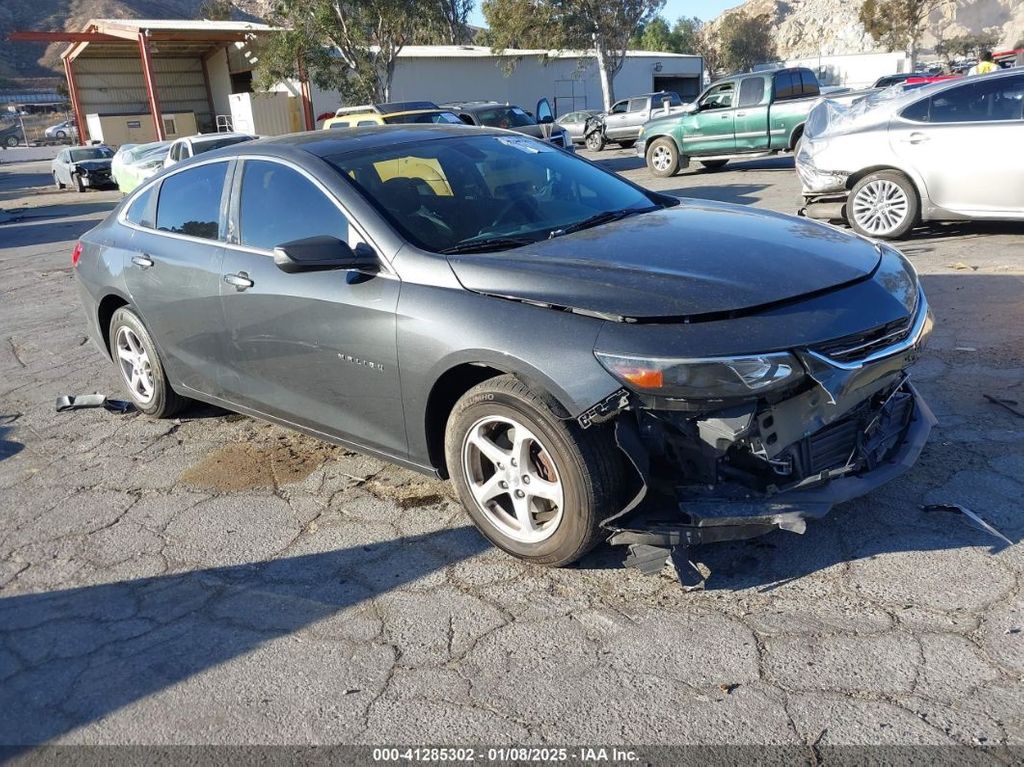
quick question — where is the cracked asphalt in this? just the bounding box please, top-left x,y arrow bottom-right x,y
1,146 -> 1022,748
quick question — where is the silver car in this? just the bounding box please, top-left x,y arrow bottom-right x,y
44,120 -> 79,140
799,69 -> 1024,239
597,92 -> 683,150
555,109 -> 600,144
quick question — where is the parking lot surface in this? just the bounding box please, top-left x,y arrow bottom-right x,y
1,148 -> 1022,747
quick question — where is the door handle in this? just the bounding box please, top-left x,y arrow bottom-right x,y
131,255 -> 154,268
721,114 -> 731,119
736,112 -> 747,117
905,132 -> 930,144
223,272 -> 254,290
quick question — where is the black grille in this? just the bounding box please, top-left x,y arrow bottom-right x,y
804,418 -> 860,474
813,316 -> 913,363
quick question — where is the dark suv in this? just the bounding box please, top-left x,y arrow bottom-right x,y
442,100 -> 573,150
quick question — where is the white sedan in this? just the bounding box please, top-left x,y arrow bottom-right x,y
798,69 -> 1024,239
163,132 -> 255,167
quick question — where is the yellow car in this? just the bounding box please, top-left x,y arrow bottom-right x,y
322,101 -> 464,130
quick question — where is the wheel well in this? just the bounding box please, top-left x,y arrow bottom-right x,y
97,294 -> 129,357
789,124 -> 805,150
425,363 -> 506,478
845,166 -> 919,199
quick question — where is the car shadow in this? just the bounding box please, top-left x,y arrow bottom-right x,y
0,416 -> 23,462
0,217 -> 107,248
0,172 -> 54,200
0,526 -> 490,748
661,184 -> 769,206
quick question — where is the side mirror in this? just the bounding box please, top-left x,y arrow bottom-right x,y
536,97 -> 554,125
273,236 -> 377,274
682,102 -> 699,114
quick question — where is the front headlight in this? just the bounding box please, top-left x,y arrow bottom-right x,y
595,351 -> 804,401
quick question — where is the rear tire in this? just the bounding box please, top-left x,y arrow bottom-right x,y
56,130 -> 67,139
848,170 -> 919,240
108,306 -> 187,418
4,135 -> 17,148
445,375 -> 623,567
646,137 -> 680,178
699,159 -> 729,170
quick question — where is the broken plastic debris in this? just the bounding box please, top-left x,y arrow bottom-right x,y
55,394 -> 134,413
923,504 -> 1013,547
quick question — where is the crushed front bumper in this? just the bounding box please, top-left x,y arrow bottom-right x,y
605,382 -> 935,548
599,295 -> 935,551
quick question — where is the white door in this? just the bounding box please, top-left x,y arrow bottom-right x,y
891,74 -> 1024,215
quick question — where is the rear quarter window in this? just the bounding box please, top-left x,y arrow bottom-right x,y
125,184 -> 157,228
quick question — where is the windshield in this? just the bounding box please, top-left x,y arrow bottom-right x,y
70,147 -> 113,162
328,134 -> 667,253
474,106 -> 536,129
385,111 -> 464,125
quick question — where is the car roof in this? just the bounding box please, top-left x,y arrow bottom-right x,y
442,101 -> 518,111
207,124 -> 508,161
186,132 -> 254,143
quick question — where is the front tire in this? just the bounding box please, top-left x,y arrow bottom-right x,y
108,306 -> 187,418
445,375 -> 622,566
73,173 -> 86,193
848,170 -> 919,240
4,135 -> 17,148
584,132 -> 605,152
646,137 -> 680,177
56,130 -> 67,139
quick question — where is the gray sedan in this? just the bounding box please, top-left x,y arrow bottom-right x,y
73,125 -> 933,578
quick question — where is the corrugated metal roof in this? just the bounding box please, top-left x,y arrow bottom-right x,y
395,45 -> 699,60
88,18 -> 279,33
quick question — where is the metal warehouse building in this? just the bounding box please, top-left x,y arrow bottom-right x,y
11,19 -> 312,143
297,46 -> 705,121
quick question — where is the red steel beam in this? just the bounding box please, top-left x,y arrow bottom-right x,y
63,55 -> 89,143
138,32 -> 165,141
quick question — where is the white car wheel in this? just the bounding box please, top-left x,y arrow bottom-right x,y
849,171 -> 919,240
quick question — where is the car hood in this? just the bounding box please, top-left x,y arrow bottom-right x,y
447,200 -> 882,321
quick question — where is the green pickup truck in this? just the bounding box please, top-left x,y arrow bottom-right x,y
638,67 -> 823,177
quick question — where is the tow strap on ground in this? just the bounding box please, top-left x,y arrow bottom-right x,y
55,394 -> 134,414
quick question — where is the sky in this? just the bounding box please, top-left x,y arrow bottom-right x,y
468,0 -> 740,28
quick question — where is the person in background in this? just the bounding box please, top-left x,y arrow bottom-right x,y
968,51 -> 999,76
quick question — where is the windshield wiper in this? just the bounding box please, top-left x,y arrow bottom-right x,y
440,236 -> 537,254
548,205 -> 660,239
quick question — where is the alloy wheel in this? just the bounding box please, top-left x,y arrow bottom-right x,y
461,415 -> 564,544
649,145 -> 673,173
114,326 -> 155,403
851,179 -> 910,237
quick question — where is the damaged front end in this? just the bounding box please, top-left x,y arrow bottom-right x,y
588,288 -> 936,580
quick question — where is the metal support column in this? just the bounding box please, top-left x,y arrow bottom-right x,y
138,31 -> 165,141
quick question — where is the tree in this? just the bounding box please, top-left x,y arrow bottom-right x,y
422,0 -> 476,44
671,16 -> 702,55
717,13 -> 775,74
198,0 -> 233,21
630,17 -> 672,51
485,0 -> 665,109
859,0 -> 948,69
255,0 -> 443,104
935,31 -> 1000,64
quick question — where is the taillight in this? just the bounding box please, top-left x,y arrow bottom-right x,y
71,242 -> 83,267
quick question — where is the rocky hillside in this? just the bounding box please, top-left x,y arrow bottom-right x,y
0,0 -> 271,81
713,0 -> 1024,58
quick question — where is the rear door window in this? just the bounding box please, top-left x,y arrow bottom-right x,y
238,160 -> 349,251
738,77 -> 766,107
928,75 -> 1024,122
628,98 -> 647,112
156,161 -> 228,240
